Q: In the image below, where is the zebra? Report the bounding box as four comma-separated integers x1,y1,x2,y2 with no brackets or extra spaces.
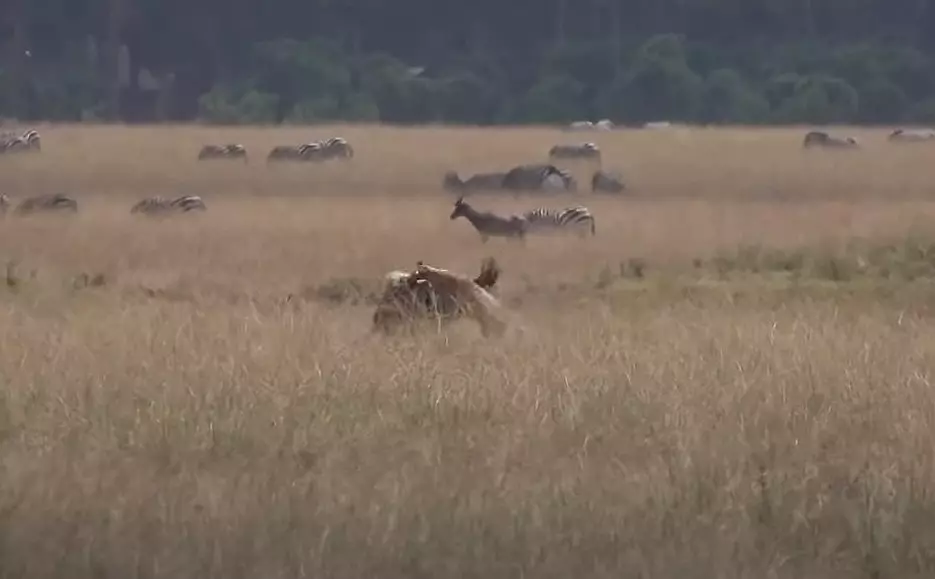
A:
314,136,354,160
522,205,596,237
888,128,935,142
549,142,602,163
1,129,41,153
267,144,311,162
502,164,577,193
449,197,528,243
591,170,625,194
131,195,206,216
803,131,859,149
14,193,78,215
442,171,508,194
198,144,248,162
0,194,9,215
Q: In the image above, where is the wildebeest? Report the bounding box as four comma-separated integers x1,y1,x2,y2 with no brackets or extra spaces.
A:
888,128,935,142
502,164,577,193
372,257,505,337
591,170,625,194
14,193,78,215
449,197,528,243
442,171,508,195
549,142,602,164
523,206,596,237
198,144,248,162
803,131,859,149
131,195,207,216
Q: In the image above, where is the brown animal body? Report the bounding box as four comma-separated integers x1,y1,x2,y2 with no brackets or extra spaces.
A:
372,257,505,337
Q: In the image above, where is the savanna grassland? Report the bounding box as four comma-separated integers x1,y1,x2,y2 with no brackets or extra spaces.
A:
2,123,935,579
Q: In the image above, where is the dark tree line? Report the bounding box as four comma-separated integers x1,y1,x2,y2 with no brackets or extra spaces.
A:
3,0,935,125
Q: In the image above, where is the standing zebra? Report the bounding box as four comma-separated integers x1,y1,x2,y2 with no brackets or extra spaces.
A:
1,129,41,153
449,197,528,243
303,137,355,161
548,142,602,164
198,144,248,162
523,205,596,237
14,193,78,215
131,195,207,215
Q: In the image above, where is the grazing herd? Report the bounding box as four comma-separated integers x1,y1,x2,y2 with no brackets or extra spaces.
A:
4,123,935,338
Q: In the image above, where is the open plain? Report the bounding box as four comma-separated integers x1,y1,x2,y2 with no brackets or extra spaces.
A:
1,123,935,578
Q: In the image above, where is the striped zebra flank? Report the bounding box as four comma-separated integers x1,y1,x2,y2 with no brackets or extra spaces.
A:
0,129,41,154
523,205,596,237
449,197,528,244
14,193,78,216
503,164,577,193
198,144,248,162
131,195,207,216
266,137,354,163
549,142,602,163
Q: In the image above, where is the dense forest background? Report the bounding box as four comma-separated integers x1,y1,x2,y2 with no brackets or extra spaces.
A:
2,0,935,125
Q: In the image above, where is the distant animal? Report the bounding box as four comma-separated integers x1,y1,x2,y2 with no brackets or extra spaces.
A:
266,137,354,163
803,131,859,149
566,119,614,131
523,205,596,237
449,197,528,243
373,257,505,337
442,171,508,194
311,137,354,160
888,128,935,142
566,121,595,131
0,129,41,153
130,195,207,216
591,170,625,194
0,193,9,215
14,193,78,215
198,144,248,162
549,142,602,163
502,164,577,192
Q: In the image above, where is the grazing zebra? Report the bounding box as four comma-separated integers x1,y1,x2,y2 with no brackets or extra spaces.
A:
14,193,78,215
0,129,41,153
888,128,935,142
449,197,528,243
803,131,859,149
591,170,625,194
198,144,248,162
131,195,207,216
266,145,311,162
0,193,9,215
503,164,576,192
310,136,354,160
442,171,508,194
523,205,596,237
549,142,602,163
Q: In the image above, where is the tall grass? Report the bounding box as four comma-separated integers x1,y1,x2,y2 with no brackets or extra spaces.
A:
0,124,934,578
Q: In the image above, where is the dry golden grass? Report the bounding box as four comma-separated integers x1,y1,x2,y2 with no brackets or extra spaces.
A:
1,123,935,578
